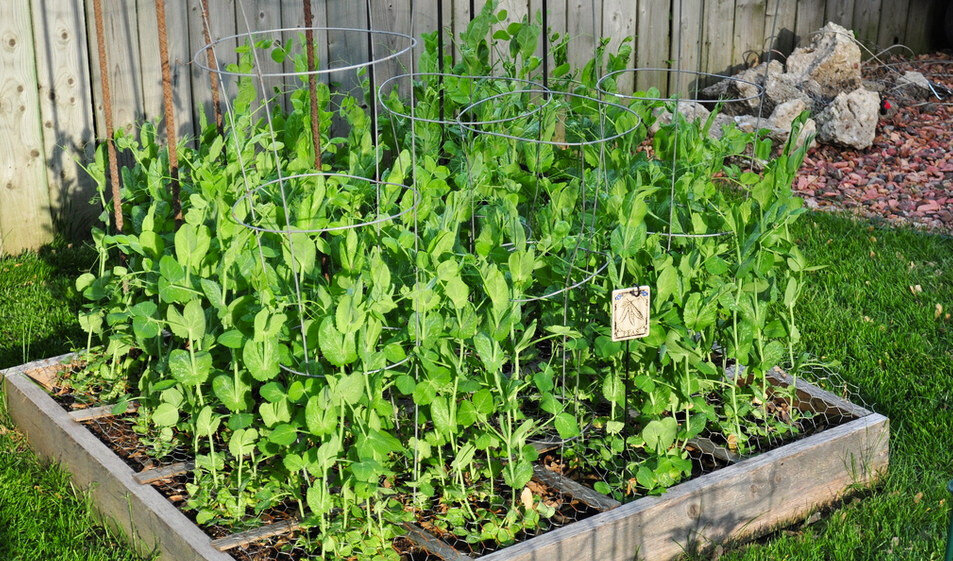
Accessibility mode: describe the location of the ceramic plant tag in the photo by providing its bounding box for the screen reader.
[611,286,650,341]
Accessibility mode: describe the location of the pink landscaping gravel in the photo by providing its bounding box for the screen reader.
[794,53,952,233]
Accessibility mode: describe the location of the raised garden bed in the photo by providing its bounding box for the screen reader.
[3,354,888,561]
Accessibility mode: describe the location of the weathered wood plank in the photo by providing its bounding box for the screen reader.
[476,413,889,561]
[602,0,635,92]
[766,0,799,57]
[187,0,236,136]
[280,0,329,115]
[794,0,826,47]
[2,361,234,561]
[670,0,704,96]
[69,402,138,422]
[532,465,622,512]
[875,0,910,49]
[370,0,414,104]
[29,0,99,233]
[326,0,369,98]
[529,0,567,87]
[85,0,144,133]
[0,0,54,255]
[851,0,883,52]
[133,460,195,485]
[903,0,939,55]
[136,0,194,140]
[496,0,531,72]
[567,0,601,81]
[635,0,671,93]
[242,0,285,108]
[825,0,856,31]
[731,0,767,70]
[210,518,301,551]
[403,522,474,561]
[702,0,736,76]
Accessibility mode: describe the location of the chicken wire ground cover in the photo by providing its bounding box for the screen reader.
[67,4,843,559]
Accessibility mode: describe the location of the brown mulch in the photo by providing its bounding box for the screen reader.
[794,52,953,233]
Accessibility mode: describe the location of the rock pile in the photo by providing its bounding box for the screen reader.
[655,22,886,151]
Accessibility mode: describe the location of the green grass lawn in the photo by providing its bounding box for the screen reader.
[0,242,145,561]
[0,213,951,561]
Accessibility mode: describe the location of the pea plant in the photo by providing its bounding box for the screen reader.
[72,2,818,557]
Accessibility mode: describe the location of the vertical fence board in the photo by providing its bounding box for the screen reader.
[903,0,936,54]
[86,0,144,133]
[635,0,671,92]
[794,0,826,46]
[825,0,856,30]
[567,0,601,79]
[670,0,705,96]
[136,0,163,125]
[766,0,799,56]
[326,0,369,98]
[703,0,736,76]
[732,0,767,69]
[30,0,97,231]
[602,0,635,92]
[280,0,328,105]
[411,0,439,68]
[370,0,413,104]
[244,0,284,108]
[137,0,195,140]
[530,0,568,85]
[851,0,882,51]
[451,0,470,62]
[0,0,53,254]
[875,0,909,48]
[187,0,236,137]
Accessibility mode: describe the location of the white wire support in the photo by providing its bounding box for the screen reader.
[378,73,554,125]
[457,89,643,147]
[192,26,416,78]
[231,172,419,235]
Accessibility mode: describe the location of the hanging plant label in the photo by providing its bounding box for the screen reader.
[611,286,651,341]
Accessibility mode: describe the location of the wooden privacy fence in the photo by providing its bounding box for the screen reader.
[0,0,947,254]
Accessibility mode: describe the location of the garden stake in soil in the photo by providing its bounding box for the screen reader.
[91,0,122,234]
[154,0,181,222]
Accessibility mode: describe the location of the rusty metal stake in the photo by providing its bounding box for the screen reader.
[155,0,181,222]
[91,0,123,234]
[303,0,322,170]
[199,0,223,132]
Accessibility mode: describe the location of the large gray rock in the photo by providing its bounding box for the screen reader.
[701,60,784,114]
[786,22,862,97]
[764,73,815,114]
[816,87,879,149]
[769,99,807,132]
